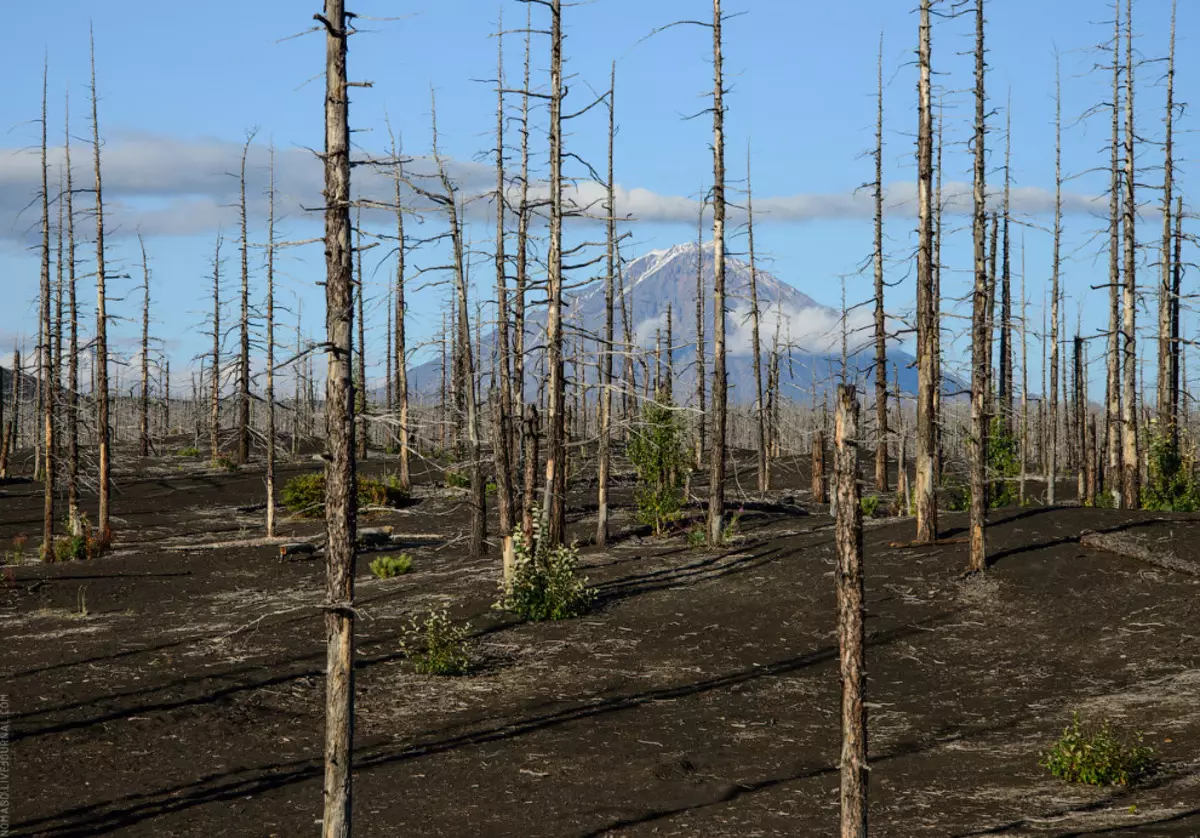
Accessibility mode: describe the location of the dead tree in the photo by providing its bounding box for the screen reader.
[40,61,55,557]
[90,27,112,540]
[1120,0,1139,508]
[65,93,80,533]
[914,0,938,543]
[138,234,152,458]
[1049,55,1062,505]
[209,235,224,461]
[513,4,533,461]
[1019,235,1029,505]
[596,63,617,548]
[354,210,367,461]
[693,193,707,469]
[493,22,516,574]
[834,383,867,838]
[812,429,827,505]
[388,128,411,490]
[708,0,729,546]
[967,0,988,574]
[746,146,767,493]
[540,0,568,548]
[237,130,257,465]
[265,146,278,538]
[317,3,358,836]
[999,99,1013,432]
[1156,0,1178,446]
[1105,1,1123,502]
[872,33,889,493]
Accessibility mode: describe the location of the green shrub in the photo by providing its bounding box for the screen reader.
[861,495,881,518]
[686,524,707,550]
[177,446,200,458]
[1141,427,1200,511]
[628,394,690,536]
[721,508,743,544]
[987,416,1020,508]
[402,608,471,676]
[1042,712,1156,786]
[497,512,594,621]
[211,455,239,472]
[49,515,104,562]
[444,470,470,490]
[280,472,409,517]
[369,554,412,579]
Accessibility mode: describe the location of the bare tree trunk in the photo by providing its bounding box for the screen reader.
[1171,196,1183,438]
[747,147,767,493]
[0,350,18,480]
[494,24,516,573]
[1120,0,1139,509]
[318,3,358,836]
[265,146,278,538]
[513,5,533,454]
[999,101,1013,433]
[967,0,988,575]
[596,63,617,548]
[1019,235,1028,506]
[355,210,368,462]
[540,0,568,547]
[237,131,256,465]
[1157,0,1177,447]
[39,62,55,558]
[873,34,889,494]
[65,95,80,533]
[812,429,826,505]
[915,0,937,543]
[834,383,867,838]
[1106,1,1124,503]
[210,235,223,462]
[138,234,152,459]
[694,195,706,470]
[90,27,111,540]
[1049,55,1062,505]
[932,100,944,485]
[389,134,411,490]
[707,0,729,545]
[522,404,538,544]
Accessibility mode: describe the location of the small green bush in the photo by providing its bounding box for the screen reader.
[628,394,690,536]
[686,525,707,550]
[987,416,1020,508]
[1141,427,1200,511]
[280,472,409,517]
[49,516,104,562]
[497,512,594,621]
[402,608,471,676]
[177,446,200,458]
[861,495,881,518]
[1041,712,1156,786]
[211,455,238,472]
[720,508,743,544]
[444,470,470,490]
[369,554,412,579]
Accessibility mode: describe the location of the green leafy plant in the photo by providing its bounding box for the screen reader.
[401,608,472,676]
[686,524,707,550]
[49,515,105,562]
[369,553,412,579]
[987,416,1021,508]
[1141,426,1200,511]
[497,511,595,621]
[720,507,744,544]
[627,395,690,536]
[211,455,239,472]
[280,472,409,517]
[1041,712,1156,786]
[177,446,200,458]
[444,469,470,490]
[860,495,881,518]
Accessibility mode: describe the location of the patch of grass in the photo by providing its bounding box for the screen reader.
[720,508,743,545]
[497,511,594,621]
[401,608,471,676]
[860,495,881,518]
[1041,712,1156,787]
[177,446,200,458]
[369,554,412,579]
[279,472,409,517]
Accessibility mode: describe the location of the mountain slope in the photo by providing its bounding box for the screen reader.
[409,241,922,403]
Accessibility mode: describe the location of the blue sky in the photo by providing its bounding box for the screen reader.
[0,0,1192,397]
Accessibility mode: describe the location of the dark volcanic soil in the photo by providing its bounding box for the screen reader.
[2,446,1199,837]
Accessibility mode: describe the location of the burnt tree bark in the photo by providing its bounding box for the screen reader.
[89,27,111,539]
[707,0,729,545]
[873,33,889,494]
[914,0,938,543]
[967,0,988,575]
